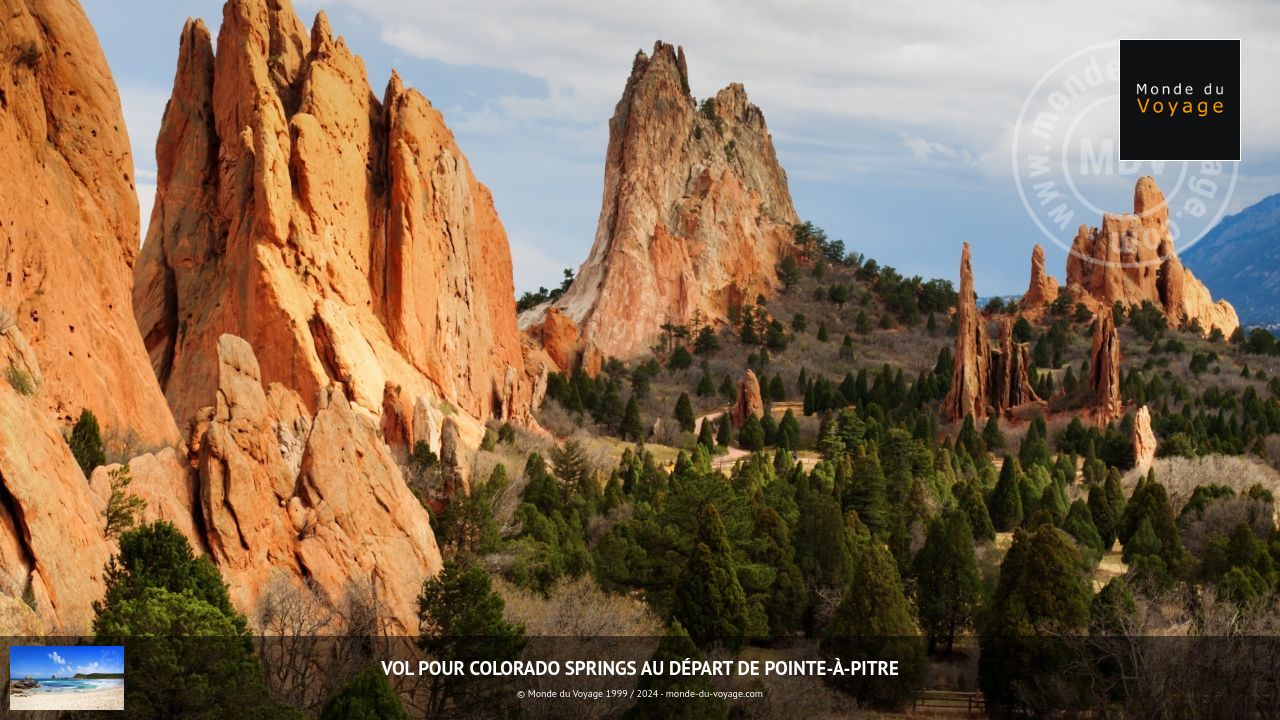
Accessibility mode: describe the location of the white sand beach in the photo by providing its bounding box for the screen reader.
[9,683,125,711]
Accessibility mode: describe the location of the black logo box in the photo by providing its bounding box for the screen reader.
[1120,39,1240,161]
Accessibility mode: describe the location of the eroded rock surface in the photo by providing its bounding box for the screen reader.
[524,41,799,360]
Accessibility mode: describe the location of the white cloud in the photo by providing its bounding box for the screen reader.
[48,651,65,665]
[75,661,108,675]
[312,0,1280,181]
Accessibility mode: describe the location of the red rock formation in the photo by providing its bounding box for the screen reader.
[0,345,111,632]
[731,369,765,427]
[988,317,1041,414]
[0,0,178,445]
[1020,244,1059,312]
[133,3,544,450]
[190,335,442,631]
[1066,177,1238,337]
[943,243,991,422]
[532,306,587,375]
[524,41,799,359]
[1132,405,1157,473]
[1089,311,1123,426]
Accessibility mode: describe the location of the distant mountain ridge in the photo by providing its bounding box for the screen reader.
[1183,193,1280,327]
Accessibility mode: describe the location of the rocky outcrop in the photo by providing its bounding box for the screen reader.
[190,335,441,632]
[1132,405,1157,473]
[523,41,799,359]
[988,317,1041,413]
[133,2,545,451]
[1020,244,1059,312]
[1066,177,1239,337]
[0,339,111,632]
[943,243,990,422]
[0,0,178,445]
[1090,312,1123,426]
[531,306,588,375]
[731,369,765,427]
[90,449,199,545]
[438,416,470,500]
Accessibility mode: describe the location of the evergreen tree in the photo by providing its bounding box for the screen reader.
[988,457,1024,531]
[737,415,765,452]
[716,412,733,447]
[318,666,409,720]
[419,560,526,719]
[620,397,644,441]
[822,541,926,710]
[913,512,982,653]
[768,374,786,402]
[776,409,801,451]
[954,481,996,542]
[751,503,808,635]
[844,454,888,536]
[69,408,106,476]
[979,525,1092,718]
[93,522,293,719]
[696,365,716,397]
[719,375,737,403]
[625,622,728,720]
[672,505,749,649]
[1090,577,1139,636]
[982,415,1004,450]
[1118,474,1181,571]
[817,321,830,342]
[697,419,716,450]
[674,392,696,433]
[1062,499,1105,564]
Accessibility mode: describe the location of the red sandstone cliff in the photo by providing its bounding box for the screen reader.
[133,2,548,449]
[1064,177,1238,337]
[0,0,178,446]
[523,41,799,361]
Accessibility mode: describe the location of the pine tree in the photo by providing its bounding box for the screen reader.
[751,503,807,635]
[419,559,526,719]
[979,525,1092,717]
[737,415,765,452]
[716,413,733,447]
[988,457,1024,531]
[845,454,888,536]
[768,374,786,402]
[697,419,716,450]
[822,541,926,709]
[817,321,830,342]
[776,409,801,451]
[954,481,996,542]
[696,365,716,397]
[69,408,106,476]
[620,397,643,441]
[982,415,1004,450]
[319,666,409,720]
[1090,577,1139,636]
[672,505,749,649]
[1062,499,1104,564]
[718,375,736,403]
[624,622,728,720]
[913,512,981,654]
[674,392,696,433]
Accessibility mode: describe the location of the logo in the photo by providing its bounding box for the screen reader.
[1012,41,1238,267]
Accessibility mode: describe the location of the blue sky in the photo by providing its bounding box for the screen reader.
[9,646,124,678]
[82,1,1280,296]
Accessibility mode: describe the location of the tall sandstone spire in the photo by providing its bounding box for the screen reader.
[525,41,799,361]
[1065,176,1238,337]
[1089,310,1123,426]
[134,2,548,446]
[943,243,990,422]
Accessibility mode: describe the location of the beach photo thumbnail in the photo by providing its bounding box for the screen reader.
[7,645,124,712]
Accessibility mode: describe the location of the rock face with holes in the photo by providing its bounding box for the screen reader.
[1066,177,1239,337]
[522,41,799,360]
[133,0,547,451]
[1090,311,1123,426]
[188,335,441,632]
[0,0,178,446]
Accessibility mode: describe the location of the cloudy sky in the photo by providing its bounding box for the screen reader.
[83,0,1280,296]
